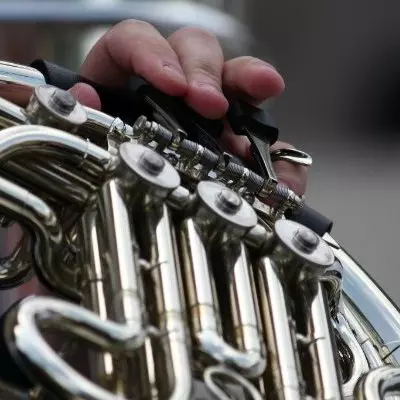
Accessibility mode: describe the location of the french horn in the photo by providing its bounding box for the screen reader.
[0,59,398,400]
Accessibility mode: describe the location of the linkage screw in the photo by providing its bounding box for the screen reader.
[292,228,319,253]
[216,189,242,214]
[138,149,166,176]
[49,89,76,115]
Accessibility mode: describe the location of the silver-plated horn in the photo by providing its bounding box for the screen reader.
[0,61,399,400]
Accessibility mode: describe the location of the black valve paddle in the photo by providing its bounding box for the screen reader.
[30,59,333,236]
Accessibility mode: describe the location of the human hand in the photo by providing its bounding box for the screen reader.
[0,20,308,195]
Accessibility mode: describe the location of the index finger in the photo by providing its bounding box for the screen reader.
[80,19,188,96]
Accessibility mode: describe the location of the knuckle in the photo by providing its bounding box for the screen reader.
[105,19,157,45]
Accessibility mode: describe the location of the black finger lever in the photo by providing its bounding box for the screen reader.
[29,59,333,236]
[226,100,279,182]
[226,100,333,236]
[30,59,226,155]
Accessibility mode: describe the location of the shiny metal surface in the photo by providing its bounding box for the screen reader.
[0,70,398,400]
[333,311,369,397]
[354,366,400,400]
[270,149,313,167]
[0,61,45,87]
[138,200,192,399]
[179,216,265,378]
[0,174,64,292]
[307,282,343,400]
[86,178,147,397]
[4,296,147,400]
[0,125,118,183]
[327,233,400,364]
[203,365,264,400]
[0,96,26,128]
[26,85,88,133]
[255,256,304,399]
[274,219,342,399]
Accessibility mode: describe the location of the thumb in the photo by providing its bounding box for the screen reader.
[68,83,101,110]
[0,82,102,111]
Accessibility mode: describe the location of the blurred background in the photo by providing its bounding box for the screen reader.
[0,0,400,306]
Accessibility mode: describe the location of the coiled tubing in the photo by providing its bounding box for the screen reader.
[0,60,398,400]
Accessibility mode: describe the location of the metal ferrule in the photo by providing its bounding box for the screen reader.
[80,107,133,149]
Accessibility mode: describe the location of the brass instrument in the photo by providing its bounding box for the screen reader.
[0,60,399,400]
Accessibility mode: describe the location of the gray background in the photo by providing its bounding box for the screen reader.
[246,0,400,304]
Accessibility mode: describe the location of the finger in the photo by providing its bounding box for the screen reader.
[69,83,102,110]
[0,82,100,117]
[223,56,285,103]
[218,126,251,160]
[168,27,228,119]
[80,19,187,96]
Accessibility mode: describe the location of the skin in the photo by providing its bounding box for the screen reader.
[0,20,308,195]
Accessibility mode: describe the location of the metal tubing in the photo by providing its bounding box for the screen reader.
[306,282,343,400]
[0,125,117,178]
[139,200,193,399]
[4,295,147,400]
[256,256,303,400]
[0,175,69,296]
[180,217,266,378]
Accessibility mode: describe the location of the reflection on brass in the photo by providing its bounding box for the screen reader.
[0,63,398,400]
